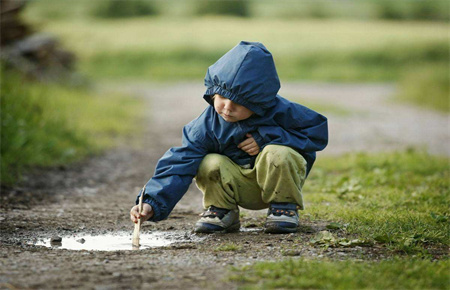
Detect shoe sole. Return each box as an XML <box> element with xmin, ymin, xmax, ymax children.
<box><xmin>194</xmin><ymin>222</ymin><xmax>241</xmax><ymax>234</ymax></box>
<box><xmin>264</xmin><ymin>222</ymin><xmax>298</xmax><ymax>234</ymax></box>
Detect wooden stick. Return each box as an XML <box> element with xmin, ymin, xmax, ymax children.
<box><xmin>132</xmin><ymin>185</ymin><xmax>145</xmax><ymax>248</ymax></box>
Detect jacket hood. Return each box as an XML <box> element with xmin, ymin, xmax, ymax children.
<box><xmin>203</xmin><ymin>41</ymin><xmax>280</xmax><ymax>116</ymax></box>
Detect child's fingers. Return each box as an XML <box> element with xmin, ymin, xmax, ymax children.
<box><xmin>239</xmin><ymin>136</ymin><xmax>258</xmax><ymax>149</ymax></box>
<box><xmin>140</xmin><ymin>206</ymin><xmax>149</xmax><ymax>217</ymax></box>
<box><xmin>139</xmin><ymin>203</ymin><xmax>153</xmax><ymax>222</ymax></box>
<box><xmin>243</xmin><ymin>147</ymin><xmax>259</xmax><ymax>156</ymax></box>
<box><xmin>241</xmin><ymin>142</ymin><xmax>257</xmax><ymax>152</ymax></box>
<box><xmin>130</xmin><ymin>206</ymin><xmax>139</xmax><ymax>223</ymax></box>
<box><xmin>246</xmin><ymin>147</ymin><xmax>260</xmax><ymax>155</ymax></box>
<box><xmin>238</xmin><ymin>138</ymin><xmax>253</xmax><ymax>148</ymax></box>
<box><xmin>241</xmin><ymin>138</ymin><xmax>259</xmax><ymax>151</ymax></box>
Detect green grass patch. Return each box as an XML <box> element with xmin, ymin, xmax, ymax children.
<box><xmin>0</xmin><ymin>68</ymin><xmax>144</xmax><ymax>186</ymax></box>
<box><xmin>82</xmin><ymin>48</ymin><xmax>222</xmax><ymax>81</ymax></box>
<box><xmin>230</xmin><ymin>258</ymin><xmax>449</xmax><ymax>289</ymax></box>
<box><xmin>82</xmin><ymin>40</ymin><xmax>448</xmax><ymax>82</ymax></box>
<box><xmin>24</xmin><ymin>0</ymin><xmax>450</xmax><ymax>22</ymax></box>
<box><xmin>304</xmin><ymin>150</ymin><xmax>449</xmax><ymax>254</ymax></box>
<box><xmin>231</xmin><ymin>150</ymin><xmax>450</xmax><ymax>288</ymax></box>
<box><xmin>21</xmin><ymin>17</ymin><xmax>449</xmax><ymax>83</ymax></box>
<box><xmin>20</xmin><ymin>13</ymin><xmax>450</xmax><ymax>112</ymax></box>
<box><xmin>215</xmin><ymin>243</ymin><xmax>243</xmax><ymax>252</ymax></box>
<box><xmin>395</xmin><ymin>65</ymin><xmax>449</xmax><ymax>112</ymax></box>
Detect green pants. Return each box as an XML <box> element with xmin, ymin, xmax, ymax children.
<box><xmin>195</xmin><ymin>145</ymin><xmax>307</xmax><ymax>211</ymax></box>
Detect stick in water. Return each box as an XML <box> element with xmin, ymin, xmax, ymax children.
<box><xmin>132</xmin><ymin>185</ymin><xmax>145</xmax><ymax>248</ymax></box>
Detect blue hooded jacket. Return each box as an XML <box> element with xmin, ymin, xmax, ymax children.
<box><xmin>137</xmin><ymin>41</ymin><xmax>328</xmax><ymax>222</ymax></box>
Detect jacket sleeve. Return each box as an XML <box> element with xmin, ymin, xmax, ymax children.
<box><xmin>136</xmin><ymin>122</ymin><xmax>210</xmax><ymax>222</ymax></box>
<box><xmin>252</xmin><ymin>100</ymin><xmax>328</xmax><ymax>153</ymax></box>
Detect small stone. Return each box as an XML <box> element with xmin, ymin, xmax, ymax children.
<box><xmin>76</xmin><ymin>238</ymin><xmax>86</xmax><ymax>244</ymax></box>
<box><xmin>50</xmin><ymin>236</ymin><xmax>62</xmax><ymax>243</ymax></box>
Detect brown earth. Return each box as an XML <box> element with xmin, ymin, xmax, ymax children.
<box><xmin>1</xmin><ymin>82</ymin><xmax>448</xmax><ymax>289</ymax></box>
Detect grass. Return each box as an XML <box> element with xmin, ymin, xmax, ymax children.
<box><xmin>0</xmin><ymin>69</ymin><xmax>144</xmax><ymax>186</ymax></box>
<box><xmin>21</xmin><ymin>16</ymin><xmax>449</xmax><ymax>83</ymax></box>
<box><xmin>394</xmin><ymin>65</ymin><xmax>449</xmax><ymax>112</ymax></box>
<box><xmin>22</xmin><ymin>7</ymin><xmax>449</xmax><ymax>112</ymax></box>
<box><xmin>304</xmin><ymin>150</ymin><xmax>449</xmax><ymax>254</ymax></box>
<box><xmin>230</xmin><ymin>258</ymin><xmax>449</xmax><ymax>289</ymax></box>
<box><xmin>23</xmin><ymin>0</ymin><xmax>450</xmax><ymax>22</ymax></box>
<box><xmin>215</xmin><ymin>243</ymin><xmax>243</xmax><ymax>252</ymax></box>
<box><xmin>229</xmin><ymin>150</ymin><xmax>449</xmax><ymax>288</ymax></box>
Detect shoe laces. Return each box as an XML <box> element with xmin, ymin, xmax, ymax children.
<box><xmin>201</xmin><ymin>206</ymin><xmax>230</xmax><ymax>219</ymax></box>
<box><xmin>269</xmin><ymin>208</ymin><xmax>297</xmax><ymax>217</ymax></box>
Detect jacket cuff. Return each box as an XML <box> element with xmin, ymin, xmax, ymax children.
<box><xmin>251</xmin><ymin>131</ymin><xmax>266</xmax><ymax>149</ymax></box>
<box><xmin>135</xmin><ymin>194</ymin><xmax>163</xmax><ymax>222</ymax></box>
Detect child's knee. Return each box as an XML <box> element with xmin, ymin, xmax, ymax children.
<box><xmin>260</xmin><ymin>145</ymin><xmax>307</xmax><ymax>169</ymax></box>
<box><xmin>262</xmin><ymin>145</ymin><xmax>294</xmax><ymax>163</ymax></box>
<box><xmin>197</xmin><ymin>154</ymin><xmax>225</xmax><ymax>181</ymax></box>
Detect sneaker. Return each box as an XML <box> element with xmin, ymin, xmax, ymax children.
<box><xmin>194</xmin><ymin>206</ymin><xmax>240</xmax><ymax>233</ymax></box>
<box><xmin>264</xmin><ymin>203</ymin><xmax>299</xmax><ymax>234</ymax></box>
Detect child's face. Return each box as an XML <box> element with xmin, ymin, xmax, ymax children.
<box><xmin>213</xmin><ymin>94</ymin><xmax>254</xmax><ymax>122</ymax></box>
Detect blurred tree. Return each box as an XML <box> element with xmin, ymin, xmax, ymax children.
<box><xmin>194</xmin><ymin>0</ymin><xmax>250</xmax><ymax>17</ymax></box>
<box><xmin>375</xmin><ymin>1</ymin><xmax>404</xmax><ymax>20</ymax></box>
<box><xmin>0</xmin><ymin>0</ymin><xmax>31</xmax><ymax>46</ymax></box>
<box><xmin>92</xmin><ymin>0</ymin><xmax>157</xmax><ymax>19</ymax></box>
<box><xmin>409</xmin><ymin>2</ymin><xmax>443</xmax><ymax>21</ymax></box>
<box><xmin>374</xmin><ymin>0</ymin><xmax>448</xmax><ymax>21</ymax></box>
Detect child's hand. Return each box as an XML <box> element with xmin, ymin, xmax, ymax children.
<box><xmin>238</xmin><ymin>133</ymin><xmax>260</xmax><ymax>156</ymax></box>
<box><xmin>130</xmin><ymin>203</ymin><xmax>153</xmax><ymax>224</ymax></box>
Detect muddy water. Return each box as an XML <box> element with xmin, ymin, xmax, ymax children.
<box><xmin>33</xmin><ymin>231</ymin><xmax>203</xmax><ymax>251</ymax></box>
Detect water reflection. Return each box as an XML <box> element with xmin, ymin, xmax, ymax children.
<box><xmin>34</xmin><ymin>231</ymin><xmax>202</xmax><ymax>251</ymax></box>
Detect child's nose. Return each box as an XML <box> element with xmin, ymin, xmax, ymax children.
<box><xmin>224</xmin><ymin>100</ymin><xmax>233</xmax><ymax>110</ymax></box>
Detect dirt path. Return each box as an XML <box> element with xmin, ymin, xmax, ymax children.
<box><xmin>0</xmin><ymin>82</ymin><xmax>448</xmax><ymax>289</ymax></box>
<box><xmin>112</xmin><ymin>81</ymin><xmax>450</xmax><ymax>156</ymax></box>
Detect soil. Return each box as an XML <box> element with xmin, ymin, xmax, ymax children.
<box><xmin>1</xmin><ymin>82</ymin><xmax>448</xmax><ymax>289</ymax></box>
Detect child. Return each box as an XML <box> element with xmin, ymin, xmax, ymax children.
<box><xmin>130</xmin><ymin>41</ymin><xmax>328</xmax><ymax>234</ymax></box>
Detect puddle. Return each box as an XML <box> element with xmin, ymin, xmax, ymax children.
<box><xmin>240</xmin><ymin>227</ymin><xmax>262</xmax><ymax>232</ymax></box>
<box><xmin>33</xmin><ymin>231</ymin><xmax>202</xmax><ymax>251</ymax></box>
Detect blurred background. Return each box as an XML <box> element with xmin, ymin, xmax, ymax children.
<box><xmin>1</xmin><ymin>0</ymin><xmax>449</xmax><ymax>186</ymax></box>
